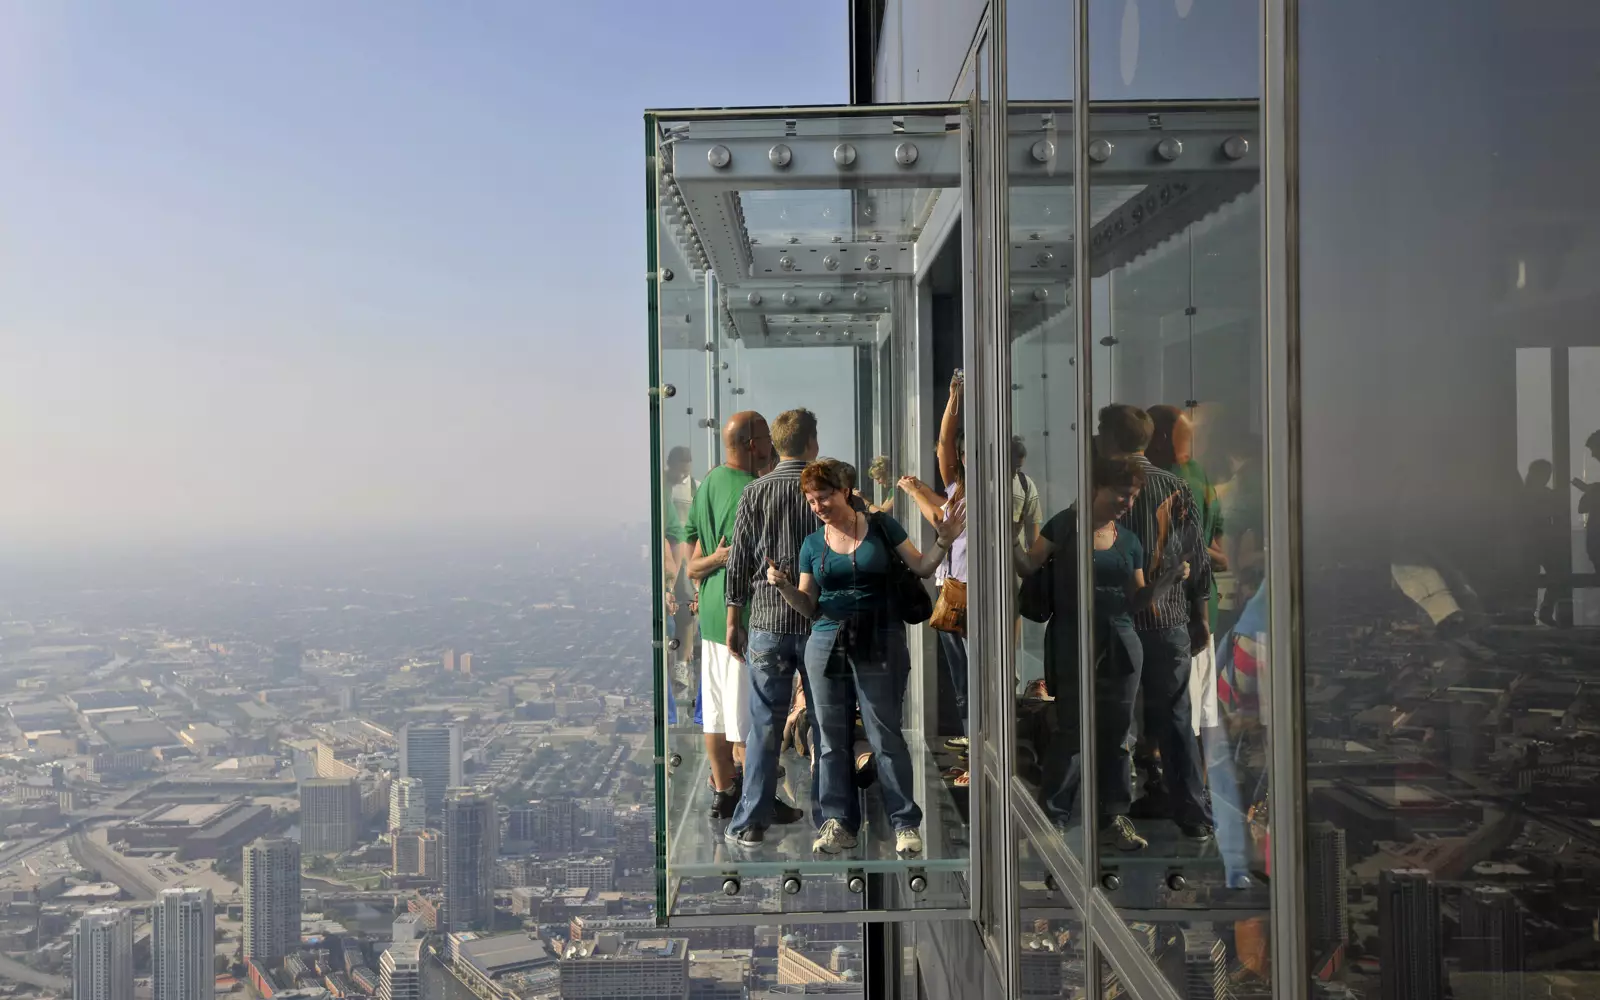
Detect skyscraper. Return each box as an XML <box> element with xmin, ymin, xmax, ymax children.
<box><xmin>1182</xmin><ymin>929</ymin><xmax>1232</xmax><ymax>1000</ymax></box>
<box><xmin>1460</xmin><ymin>886</ymin><xmax>1526</xmax><ymax>1000</ymax></box>
<box><xmin>300</xmin><ymin>777</ymin><xmax>361</xmax><ymax>854</ymax></box>
<box><xmin>442</xmin><ymin>787</ymin><xmax>497</xmax><ymax>932</ymax></box>
<box><xmin>1378</xmin><ymin>869</ymin><xmax>1441</xmax><ymax>1000</ymax></box>
<box><xmin>441</xmin><ymin>649</ymin><xmax>455</xmax><ymax>672</ymax></box>
<box><xmin>378</xmin><ymin>939</ymin><xmax>423</xmax><ymax>1000</ymax></box>
<box><xmin>244</xmin><ymin>837</ymin><xmax>302</xmax><ymax>963</ymax></box>
<box><xmin>1308</xmin><ymin>822</ymin><xmax>1349</xmax><ymax>957</ymax></box>
<box><xmin>73</xmin><ymin>907</ymin><xmax>133</xmax><ymax>1000</ymax></box>
<box><xmin>152</xmin><ymin>887</ymin><xmax>215</xmax><ymax>1000</ymax></box>
<box><xmin>389</xmin><ymin>776</ymin><xmax>426</xmax><ymax>832</ymax></box>
<box><xmin>398</xmin><ymin>723</ymin><xmax>463</xmax><ymax>813</ymax></box>
<box><xmin>391</xmin><ymin>828</ymin><xmax>442</xmax><ymax>878</ymax></box>
<box><xmin>458</xmin><ymin>651</ymin><xmax>472</xmax><ymax>674</ymax></box>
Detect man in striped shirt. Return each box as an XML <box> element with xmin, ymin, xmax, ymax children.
<box><xmin>724</xmin><ymin>408</ymin><xmax>824</xmax><ymax>845</ymax></box>
<box><xmin>1098</xmin><ymin>404</ymin><xmax>1215</xmax><ymax>839</ymax></box>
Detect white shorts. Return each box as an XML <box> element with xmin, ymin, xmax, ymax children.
<box><xmin>1189</xmin><ymin>636</ymin><xmax>1221</xmax><ymax>734</ymax></box>
<box><xmin>700</xmin><ymin>640</ymin><xmax>750</xmax><ymax>742</ymax></box>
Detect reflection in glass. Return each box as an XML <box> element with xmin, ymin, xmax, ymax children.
<box><xmin>1299</xmin><ymin>3</ymin><xmax>1600</xmax><ymax>997</ymax></box>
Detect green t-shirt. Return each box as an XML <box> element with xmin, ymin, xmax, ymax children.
<box><xmin>1168</xmin><ymin>458</ymin><xmax>1224</xmax><ymax>632</ymax></box>
<box><xmin>686</xmin><ymin>465</ymin><xmax>756</xmax><ymax>644</ymax></box>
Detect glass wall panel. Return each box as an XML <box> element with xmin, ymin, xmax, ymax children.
<box><xmin>1084</xmin><ymin>0</ymin><xmax>1265</xmax><ymax>941</ymax></box>
<box><xmin>649</xmin><ymin>108</ymin><xmax>973</xmax><ymax>919</ymax></box>
<box><xmin>1299</xmin><ymin>2</ymin><xmax>1600</xmax><ymax>997</ymax></box>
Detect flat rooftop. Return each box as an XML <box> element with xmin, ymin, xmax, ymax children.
<box><xmin>141</xmin><ymin>802</ymin><xmax>235</xmax><ymax>826</ymax></box>
<box><xmin>459</xmin><ymin>933</ymin><xmax>554</xmax><ymax>974</ymax></box>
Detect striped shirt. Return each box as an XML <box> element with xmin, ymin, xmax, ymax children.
<box><xmin>1125</xmin><ymin>454</ymin><xmax>1212</xmax><ymax>632</ymax></box>
<box><xmin>725</xmin><ymin>458</ymin><xmax>818</xmax><ymax>635</ymax></box>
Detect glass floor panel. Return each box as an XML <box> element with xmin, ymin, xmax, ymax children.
<box><xmin>666</xmin><ymin>736</ymin><xmax>969</xmax><ymax>878</ymax></box>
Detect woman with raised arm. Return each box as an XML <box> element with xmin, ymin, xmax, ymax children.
<box><xmin>766</xmin><ymin>459</ymin><xmax>964</xmax><ymax>857</ymax></box>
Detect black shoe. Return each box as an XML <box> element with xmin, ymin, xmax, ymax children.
<box><xmin>710</xmin><ymin>789</ymin><xmax>740</xmax><ymax>820</ymax></box>
<box><xmin>726</xmin><ymin>826</ymin><xmax>765</xmax><ymax>847</ymax></box>
<box><xmin>1128</xmin><ymin>795</ymin><xmax>1170</xmax><ymax>820</ymax></box>
<box><xmin>771</xmin><ymin>799</ymin><xmax>805</xmax><ymax>825</ymax></box>
<box><xmin>1178</xmin><ymin>821</ymin><xmax>1214</xmax><ymax>842</ymax></box>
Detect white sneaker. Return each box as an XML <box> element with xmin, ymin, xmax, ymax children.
<box><xmin>1103</xmin><ymin>815</ymin><xmax>1148</xmax><ymax>852</ymax></box>
<box><xmin>812</xmin><ymin>819</ymin><xmax>858</xmax><ymax>854</ymax></box>
<box><xmin>895</xmin><ymin>827</ymin><xmax>923</xmax><ymax>855</ymax></box>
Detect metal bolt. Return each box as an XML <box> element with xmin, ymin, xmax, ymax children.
<box><xmin>833</xmin><ymin>142</ymin><xmax>857</xmax><ymax>167</ymax></box>
<box><xmin>908</xmin><ymin>873</ymin><xmax>927</xmax><ymax>894</ymax></box>
<box><xmin>853</xmin><ymin>290</ymin><xmax>868</xmax><ymax>305</ymax></box>
<box><xmin>768</xmin><ymin>143</ymin><xmax>792</xmax><ymax>168</ymax></box>
<box><xmin>864</xmin><ymin>254</ymin><xmax>880</xmax><ymax>271</ymax></box>
<box><xmin>894</xmin><ymin>142</ymin><xmax>919</xmax><ymax>166</ymax></box>
<box><xmin>779</xmin><ymin>256</ymin><xmax>795</xmax><ymax>272</ymax></box>
<box><xmin>1156</xmin><ymin>137</ymin><xmax>1184</xmax><ymax>162</ymax></box>
<box><xmin>661</xmin><ymin>384</ymin><xmax>676</xmax><ymax>398</ymax></box>
<box><xmin>722</xmin><ymin>877</ymin><xmax>741</xmax><ymax>896</ymax></box>
<box><xmin>1036</xmin><ymin>251</ymin><xmax>1054</xmax><ymax>268</ymax></box>
<box><xmin>823</xmin><ymin>257</ymin><xmax>839</xmax><ymax>272</ymax></box>
<box><xmin>848</xmin><ymin>875</ymin><xmax>865</xmax><ymax>894</ymax></box>
<box><xmin>781</xmin><ymin>292</ymin><xmax>797</xmax><ymax>306</ymax></box>
<box><xmin>1088</xmin><ymin>138</ymin><xmax>1114</xmax><ymax>163</ymax></box>
<box><xmin>720</xmin><ymin>362</ymin><xmax>729</xmax><ymax>370</ymax></box>
<box><xmin>1100</xmin><ymin>873</ymin><xmax>1120</xmax><ymax>892</ymax></box>
<box><xmin>1030</xmin><ymin>139</ymin><xmax>1055</xmax><ymax>163</ymax></box>
<box><xmin>818</xmin><ymin>291</ymin><xmax>834</xmax><ymax>304</ymax></box>
<box><xmin>1166</xmin><ymin>872</ymin><xmax>1188</xmax><ymax>891</ymax></box>
<box><xmin>660</xmin><ymin>268</ymin><xmax>674</xmax><ymax>282</ymax></box>
<box><xmin>1033</xmin><ymin>288</ymin><xmax>1050</xmax><ymax>301</ymax></box>
<box><xmin>668</xmin><ymin>753</ymin><xmax>682</xmax><ymax>768</ymax></box>
<box><xmin>815</xmin><ymin>329</ymin><xmax>826</xmax><ymax>338</ymax></box>
<box><xmin>782</xmin><ymin>875</ymin><xmax>802</xmax><ymax>895</ymax></box>
<box><xmin>1222</xmin><ymin>135</ymin><xmax>1250</xmax><ymax>160</ymax></box>
<box><xmin>707</xmin><ymin>145</ymin><xmax>732</xmax><ymax>169</ymax></box>
<box><xmin>747</xmin><ymin>292</ymin><xmax>762</xmax><ymax>306</ymax></box>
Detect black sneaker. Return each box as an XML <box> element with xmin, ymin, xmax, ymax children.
<box><xmin>771</xmin><ymin>799</ymin><xmax>805</xmax><ymax>825</ymax></box>
<box><xmin>1178</xmin><ymin>821</ymin><xmax>1214</xmax><ymax>842</ymax></box>
<box><xmin>726</xmin><ymin>826</ymin><xmax>765</xmax><ymax>847</ymax></box>
<box><xmin>710</xmin><ymin>789</ymin><xmax>740</xmax><ymax>820</ymax></box>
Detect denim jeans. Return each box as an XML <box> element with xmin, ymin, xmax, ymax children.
<box><xmin>1137</xmin><ymin>626</ymin><xmax>1212</xmax><ymax>825</ymax></box>
<box><xmin>805</xmin><ymin>616</ymin><xmax>922</xmax><ymax>833</ymax></box>
<box><xmin>937</xmin><ymin>630</ymin><xmax>969</xmax><ymax>736</ymax></box>
<box><xmin>730</xmin><ymin>630</ymin><xmax>817</xmax><ymax>831</ymax></box>
<box><xmin>1202</xmin><ymin>724</ymin><xmax>1253</xmax><ymax>881</ymax></box>
<box><xmin>1039</xmin><ymin>620</ymin><xmax>1142</xmax><ymax>824</ymax></box>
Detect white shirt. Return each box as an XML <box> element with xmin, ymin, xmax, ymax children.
<box><xmin>1012</xmin><ymin>472</ymin><xmax>1041</xmax><ymax>544</ymax></box>
<box><xmin>934</xmin><ymin>487</ymin><xmax>968</xmax><ymax>585</ymax></box>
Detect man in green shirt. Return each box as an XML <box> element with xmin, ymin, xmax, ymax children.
<box><xmin>685</xmin><ymin>411</ymin><xmax>772</xmax><ymax>818</ymax></box>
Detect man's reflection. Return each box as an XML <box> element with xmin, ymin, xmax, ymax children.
<box><xmin>1523</xmin><ymin>459</ymin><xmax>1568</xmax><ymax>627</ymax></box>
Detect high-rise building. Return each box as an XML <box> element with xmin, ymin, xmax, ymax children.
<box><xmin>398</xmin><ymin>723</ymin><xmax>463</xmax><ymax>813</ymax></box>
<box><xmin>377</xmin><ymin>939</ymin><xmax>423</xmax><ymax>1000</ymax></box>
<box><xmin>1460</xmin><ymin>886</ymin><xmax>1526</xmax><ymax>1000</ymax></box>
<box><xmin>72</xmin><ymin>907</ymin><xmax>133</xmax><ymax>1000</ymax></box>
<box><xmin>338</xmin><ymin>686</ymin><xmax>359</xmax><ymax>713</ymax></box>
<box><xmin>300</xmin><ymin>777</ymin><xmax>361</xmax><ymax>854</ymax></box>
<box><xmin>527</xmin><ymin>797</ymin><xmax>574</xmax><ymax>854</ymax></box>
<box><xmin>577</xmin><ymin>798</ymin><xmax>616</xmax><ymax>839</ymax></box>
<box><xmin>152</xmin><ymin>886</ymin><xmax>215</xmax><ymax>1000</ymax></box>
<box><xmin>442</xmin><ymin>787</ymin><xmax>497</xmax><ymax>932</ymax></box>
<box><xmin>244</xmin><ymin>837</ymin><xmax>302</xmax><ymax>962</ymax></box>
<box><xmin>559</xmin><ymin>935</ymin><xmax>689</xmax><ymax>999</ymax></box>
<box><xmin>1379</xmin><ymin>869</ymin><xmax>1441</xmax><ymax>1000</ymax></box>
<box><xmin>389</xmin><ymin>777</ymin><xmax>426</xmax><ymax>832</ymax></box>
<box><xmin>392</xmin><ymin>828</ymin><xmax>442</xmax><ymax>878</ymax></box>
<box><xmin>392</xmin><ymin>913</ymin><xmax>423</xmax><ymax>943</ymax></box>
<box><xmin>1308</xmin><ymin>822</ymin><xmax>1349</xmax><ymax>956</ymax></box>
<box><xmin>458</xmin><ymin>651</ymin><xmax>472</xmax><ymax>674</ymax></box>
<box><xmin>441</xmin><ymin>649</ymin><xmax>456</xmax><ymax>672</ymax></box>
<box><xmin>1182</xmin><ymin>929</ymin><xmax>1232</xmax><ymax>1000</ymax></box>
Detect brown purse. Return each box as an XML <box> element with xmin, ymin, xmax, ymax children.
<box><xmin>930</xmin><ymin>569</ymin><xmax>967</xmax><ymax>635</ymax></box>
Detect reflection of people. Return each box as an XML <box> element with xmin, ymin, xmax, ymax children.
<box><xmin>686</xmin><ymin>412</ymin><xmax>773</xmax><ymax>821</ymax></box>
<box><xmin>1575</xmin><ymin>430</ymin><xmax>1600</xmax><ymax>575</ymax></box>
<box><xmin>724</xmin><ymin>409</ymin><xmax>822</xmax><ymax>846</ymax></box>
<box><xmin>1524</xmin><ymin>459</ymin><xmax>1567</xmax><ymax>626</ymax></box>
<box><xmin>766</xmin><ymin>460</ymin><xmax>964</xmax><ymax>856</ymax></box>
<box><xmin>1015</xmin><ymin>455</ymin><xmax>1188</xmax><ymax>850</ymax></box>
<box><xmin>663</xmin><ymin>446</ymin><xmax>699</xmax><ymax>700</ymax></box>
<box><xmin>1013</xmin><ymin>435</ymin><xmax>1042</xmax><ymax>550</ymax></box>
<box><xmin>901</xmin><ymin>371</ymin><xmax>970</xmax><ymax>750</ymax></box>
<box><xmin>1098</xmin><ymin>405</ymin><xmax>1214</xmax><ymax>840</ymax></box>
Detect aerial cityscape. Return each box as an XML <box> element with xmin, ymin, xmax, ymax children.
<box><xmin>0</xmin><ymin>531</ymin><xmax>862</xmax><ymax>999</ymax></box>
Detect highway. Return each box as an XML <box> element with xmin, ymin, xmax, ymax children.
<box><xmin>0</xmin><ymin>951</ymin><xmax>69</xmax><ymax>992</ymax></box>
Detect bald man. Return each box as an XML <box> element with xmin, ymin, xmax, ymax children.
<box><xmin>684</xmin><ymin>411</ymin><xmax>775</xmax><ymax>819</ymax></box>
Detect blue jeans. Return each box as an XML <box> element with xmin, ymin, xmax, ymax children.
<box><xmin>729</xmin><ymin>630</ymin><xmax>818</xmax><ymax>831</ymax></box>
<box><xmin>805</xmin><ymin>617</ymin><xmax>922</xmax><ymax>833</ymax></box>
<box><xmin>1202</xmin><ymin>724</ymin><xmax>1253</xmax><ymax>881</ymax></box>
<box><xmin>1137</xmin><ymin>626</ymin><xmax>1212</xmax><ymax>825</ymax></box>
<box><xmin>1040</xmin><ymin>620</ymin><xmax>1142</xmax><ymax>824</ymax></box>
<box><xmin>938</xmin><ymin>630</ymin><xmax>969</xmax><ymax>736</ymax></box>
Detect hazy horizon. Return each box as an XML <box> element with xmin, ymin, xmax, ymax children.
<box><xmin>0</xmin><ymin>2</ymin><xmax>844</xmax><ymax>548</ymax></box>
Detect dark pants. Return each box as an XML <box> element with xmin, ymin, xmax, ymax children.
<box><xmin>1040</xmin><ymin>621</ymin><xmax>1141</xmax><ymax>825</ymax></box>
<box><xmin>1137</xmin><ymin>626</ymin><xmax>1212</xmax><ymax>826</ymax></box>
<box><xmin>730</xmin><ymin>630</ymin><xmax>818</xmax><ymax>831</ymax></box>
<box><xmin>938</xmin><ymin>630</ymin><xmax>969</xmax><ymax>736</ymax></box>
<box><xmin>806</xmin><ymin>618</ymin><xmax>922</xmax><ymax>833</ymax></box>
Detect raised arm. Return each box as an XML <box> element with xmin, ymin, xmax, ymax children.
<box><xmin>937</xmin><ymin>373</ymin><xmax>963</xmax><ymax>489</ymax></box>
<box><xmin>897</xmin><ymin>475</ymin><xmax>947</xmax><ymax>528</ymax></box>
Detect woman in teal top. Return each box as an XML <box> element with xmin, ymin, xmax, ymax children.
<box><xmin>766</xmin><ymin>459</ymin><xmax>964</xmax><ymax>857</ymax></box>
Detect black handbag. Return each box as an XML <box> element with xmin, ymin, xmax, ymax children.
<box><xmin>872</xmin><ymin>513</ymin><xmax>933</xmax><ymax>624</ymax></box>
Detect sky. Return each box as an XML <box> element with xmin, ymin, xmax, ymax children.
<box><xmin>0</xmin><ymin>2</ymin><xmax>845</xmax><ymax>548</ymax></box>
